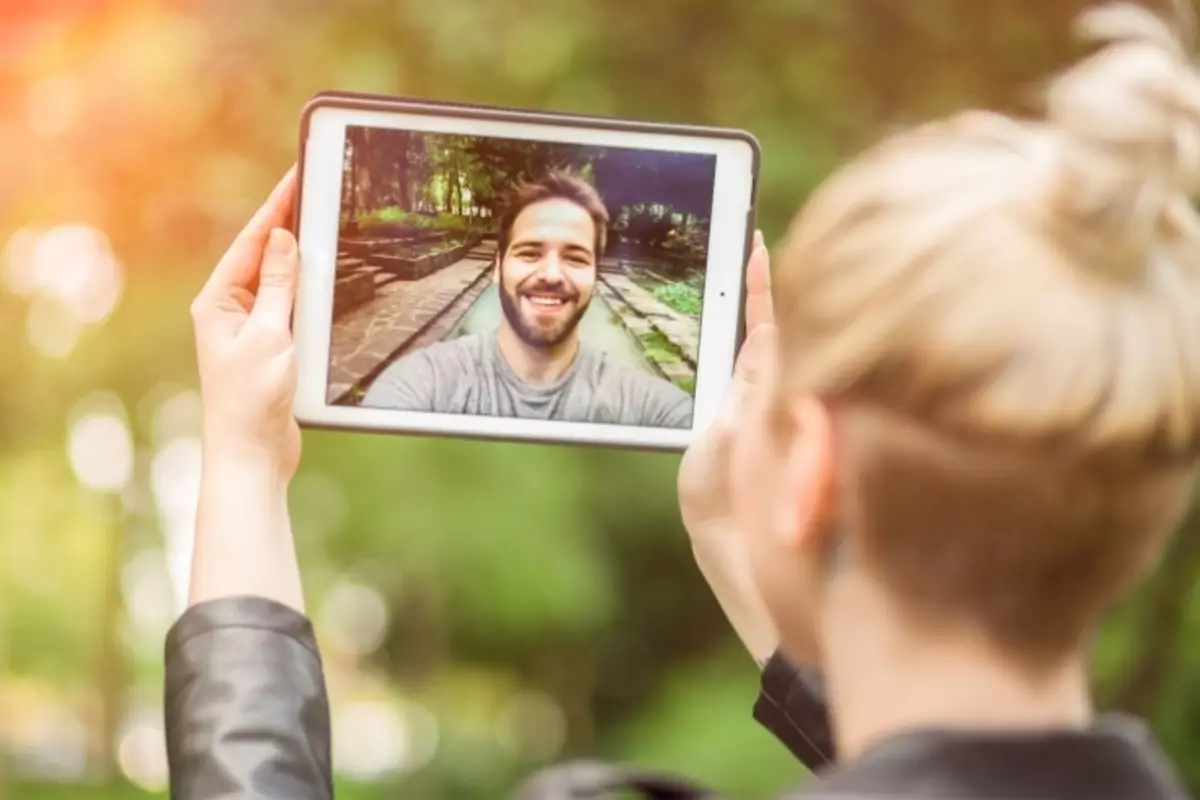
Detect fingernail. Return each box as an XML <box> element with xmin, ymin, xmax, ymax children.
<box><xmin>753</xmin><ymin>229</ymin><xmax>764</xmax><ymax>249</ymax></box>
<box><xmin>267</xmin><ymin>227</ymin><xmax>294</xmax><ymax>255</ymax></box>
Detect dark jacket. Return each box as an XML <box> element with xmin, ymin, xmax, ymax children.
<box><xmin>165</xmin><ymin>596</ymin><xmax>1192</xmax><ymax>799</ymax></box>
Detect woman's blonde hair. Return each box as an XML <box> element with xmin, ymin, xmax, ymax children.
<box><xmin>772</xmin><ymin>2</ymin><xmax>1200</xmax><ymax>667</ymax></box>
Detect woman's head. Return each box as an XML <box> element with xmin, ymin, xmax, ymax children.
<box><xmin>734</xmin><ymin>2</ymin><xmax>1200</xmax><ymax>674</ymax></box>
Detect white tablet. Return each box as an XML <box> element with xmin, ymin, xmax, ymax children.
<box><xmin>292</xmin><ymin>91</ymin><xmax>760</xmax><ymax>452</ymax></box>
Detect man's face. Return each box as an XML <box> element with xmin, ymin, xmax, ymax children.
<box><xmin>496</xmin><ymin>198</ymin><xmax>598</xmax><ymax>349</ymax></box>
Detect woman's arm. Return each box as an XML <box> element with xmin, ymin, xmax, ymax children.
<box><xmin>164</xmin><ymin>168</ymin><xmax>333</xmax><ymax>799</ymax></box>
<box><xmin>165</xmin><ymin>596</ymin><xmax>332</xmax><ymax>800</ymax></box>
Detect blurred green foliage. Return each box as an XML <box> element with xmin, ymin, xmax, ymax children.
<box><xmin>2</xmin><ymin>0</ymin><xmax>1199</xmax><ymax>798</ymax></box>
<box><xmin>652</xmin><ymin>281</ymin><xmax>703</xmax><ymax>317</ymax></box>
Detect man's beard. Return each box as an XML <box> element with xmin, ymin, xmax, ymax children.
<box><xmin>499</xmin><ymin>277</ymin><xmax>590</xmax><ymax>349</ymax></box>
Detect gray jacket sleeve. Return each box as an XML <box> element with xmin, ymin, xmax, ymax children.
<box><xmin>164</xmin><ymin>596</ymin><xmax>333</xmax><ymax>799</ymax></box>
<box><xmin>160</xmin><ymin>598</ymin><xmax>830</xmax><ymax>798</ymax></box>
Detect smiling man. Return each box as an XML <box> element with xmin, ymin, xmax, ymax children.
<box><xmin>362</xmin><ymin>170</ymin><xmax>693</xmax><ymax>428</ymax></box>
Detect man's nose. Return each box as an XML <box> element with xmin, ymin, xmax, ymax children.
<box><xmin>540</xmin><ymin>251</ymin><xmax>563</xmax><ymax>279</ymax></box>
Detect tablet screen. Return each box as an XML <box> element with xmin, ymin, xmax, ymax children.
<box><xmin>328</xmin><ymin>126</ymin><xmax>716</xmax><ymax>431</ymax></box>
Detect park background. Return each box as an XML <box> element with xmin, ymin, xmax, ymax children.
<box><xmin>2</xmin><ymin>0</ymin><xmax>1199</xmax><ymax>798</ymax></box>
<box><xmin>330</xmin><ymin>129</ymin><xmax>713</xmax><ymax>405</ymax></box>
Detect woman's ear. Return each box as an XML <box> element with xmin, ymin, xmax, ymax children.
<box><xmin>775</xmin><ymin>397</ymin><xmax>837</xmax><ymax>555</ymax></box>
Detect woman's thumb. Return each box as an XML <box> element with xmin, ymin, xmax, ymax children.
<box><xmin>718</xmin><ymin>323</ymin><xmax>777</xmax><ymax>427</ymax></box>
<box><xmin>250</xmin><ymin>228</ymin><xmax>298</xmax><ymax>331</ymax></box>
<box><xmin>735</xmin><ymin>323</ymin><xmax>777</xmax><ymax>386</ymax></box>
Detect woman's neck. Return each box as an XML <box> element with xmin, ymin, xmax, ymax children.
<box><xmin>819</xmin><ymin>575</ymin><xmax>1093</xmax><ymax>762</ymax></box>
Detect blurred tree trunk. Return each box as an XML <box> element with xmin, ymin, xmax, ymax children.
<box><xmin>343</xmin><ymin>140</ymin><xmax>359</xmax><ymax>233</ymax></box>
<box><xmin>381</xmin><ymin>567</ymin><xmax>448</xmax><ymax>685</ymax></box>
<box><xmin>395</xmin><ymin>131</ymin><xmax>412</xmax><ymax>212</ymax></box>
<box><xmin>531</xmin><ymin>643</ymin><xmax>596</xmax><ymax>754</ymax></box>
<box><xmin>455</xmin><ymin>168</ymin><xmax>464</xmax><ymax>218</ymax></box>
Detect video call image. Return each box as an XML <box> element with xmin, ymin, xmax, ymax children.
<box><xmin>327</xmin><ymin>126</ymin><xmax>718</xmax><ymax>429</ymax></box>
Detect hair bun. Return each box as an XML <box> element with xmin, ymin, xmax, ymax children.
<box><xmin>1045</xmin><ymin>1</ymin><xmax>1200</xmax><ymax>268</ymax></box>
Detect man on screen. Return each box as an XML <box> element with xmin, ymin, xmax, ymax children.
<box><xmin>362</xmin><ymin>170</ymin><xmax>694</xmax><ymax>428</ymax></box>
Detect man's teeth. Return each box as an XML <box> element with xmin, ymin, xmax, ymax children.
<box><xmin>527</xmin><ymin>296</ymin><xmax>565</xmax><ymax>307</ymax></box>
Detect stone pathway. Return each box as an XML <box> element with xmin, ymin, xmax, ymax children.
<box><xmin>398</xmin><ymin>269</ymin><xmax>493</xmax><ymax>354</ymax></box>
<box><xmin>327</xmin><ymin>248</ymin><xmax>496</xmax><ymax>403</ymax></box>
<box><xmin>598</xmin><ymin>274</ymin><xmax>701</xmax><ymax>366</ymax></box>
<box><xmin>333</xmin><ymin>235</ymin><xmax>484</xmax><ymax>318</ymax></box>
<box><xmin>595</xmin><ymin>281</ymin><xmax>697</xmax><ymax>388</ymax></box>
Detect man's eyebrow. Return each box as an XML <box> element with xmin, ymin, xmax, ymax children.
<box><xmin>510</xmin><ymin>239</ymin><xmax>593</xmax><ymax>257</ymax></box>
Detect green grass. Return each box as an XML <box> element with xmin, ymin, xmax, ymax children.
<box><xmin>651</xmin><ymin>281</ymin><xmax>703</xmax><ymax>317</ymax></box>
<box><xmin>380</xmin><ymin>238</ymin><xmax>471</xmax><ymax>259</ymax></box>
<box><xmin>634</xmin><ymin>329</ymin><xmax>696</xmax><ymax>394</ymax></box>
<box><xmin>339</xmin><ymin>231</ymin><xmax>475</xmax><ymax>262</ymax></box>
<box><xmin>630</xmin><ymin>269</ymin><xmax>704</xmax><ymax>318</ymax></box>
<box><xmin>637</xmin><ymin>329</ymin><xmax>683</xmax><ymax>365</ymax></box>
<box><xmin>351</xmin><ymin>207</ymin><xmax>487</xmax><ymax>233</ymax></box>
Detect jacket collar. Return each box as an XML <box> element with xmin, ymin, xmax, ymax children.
<box><xmin>804</xmin><ymin>714</ymin><xmax>1189</xmax><ymax>799</ymax></box>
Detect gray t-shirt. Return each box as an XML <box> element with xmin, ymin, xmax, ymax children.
<box><xmin>362</xmin><ymin>331</ymin><xmax>693</xmax><ymax>428</ymax></box>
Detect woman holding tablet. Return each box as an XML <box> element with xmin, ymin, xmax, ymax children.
<box><xmin>171</xmin><ymin>168</ymin><xmax>810</xmax><ymax>796</ymax></box>
<box><xmin>168</xmin><ymin>3</ymin><xmax>1199</xmax><ymax>798</ymax></box>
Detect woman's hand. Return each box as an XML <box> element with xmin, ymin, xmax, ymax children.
<box><xmin>192</xmin><ymin>167</ymin><xmax>302</xmax><ymax>475</ymax></box>
<box><xmin>677</xmin><ymin>232</ymin><xmax>779</xmax><ymax>664</ymax></box>
<box><xmin>187</xmin><ymin>167</ymin><xmax>305</xmax><ymax>612</ymax></box>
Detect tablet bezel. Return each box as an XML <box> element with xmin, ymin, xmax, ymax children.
<box><xmin>292</xmin><ymin>92</ymin><xmax>759</xmax><ymax>452</ymax></box>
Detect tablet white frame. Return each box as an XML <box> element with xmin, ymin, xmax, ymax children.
<box><xmin>294</xmin><ymin>103</ymin><xmax>756</xmax><ymax>452</ymax></box>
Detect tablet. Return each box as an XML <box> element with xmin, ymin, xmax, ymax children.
<box><xmin>292</xmin><ymin>91</ymin><xmax>759</xmax><ymax>452</ymax></box>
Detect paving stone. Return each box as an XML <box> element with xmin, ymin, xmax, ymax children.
<box><xmin>594</xmin><ymin>276</ymin><xmax>696</xmax><ymax>389</ymax></box>
<box><xmin>599</xmin><ymin>274</ymin><xmax>700</xmax><ymax>365</ymax></box>
<box><xmin>658</xmin><ymin>361</ymin><xmax>693</xmax><ymax>378</ymax></box>
<box><xmin>332</xmin><ymin>271</ymin><xmax>375</xmax><ymax>318</ymax></box>
<box><xmin>327</xmin><ymin>242</ymin><xmax>499</xmax><ymax>400</ymax></box>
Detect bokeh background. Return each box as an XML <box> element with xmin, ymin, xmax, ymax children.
<box><xmin>2</xmin><ymin>1</ymin><xmax>1200</xmax><ymax>798</ymax></box>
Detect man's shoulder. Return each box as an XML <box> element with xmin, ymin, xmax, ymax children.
<box><xmin>364</xmin><ymin>332</ymin><xmax>489</xmax><ymax>407</ymax></box>
<box><xmin>577</xmin><ymin>348</ymin><xmax>693</xmax><ymax>426</ymax></box>
<box><xmin>392</xmin><ymin>331</ymin><xmax>492</xmax><ymax>378</ymax></box>
<box><xmin>419</xmin><ymin>331</ymin><xmax>489</xmax><ymax>363</ymax></box>
<box><xmin>589</xmin><ymin>350</ymin><xmax>691</xmax><ymax>404</ymax></box>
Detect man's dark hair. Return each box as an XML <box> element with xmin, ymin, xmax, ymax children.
<box><xmin>495</xmin><ymin>170</ymin><xmax>610</xmax><ymax>261</ymax></box>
